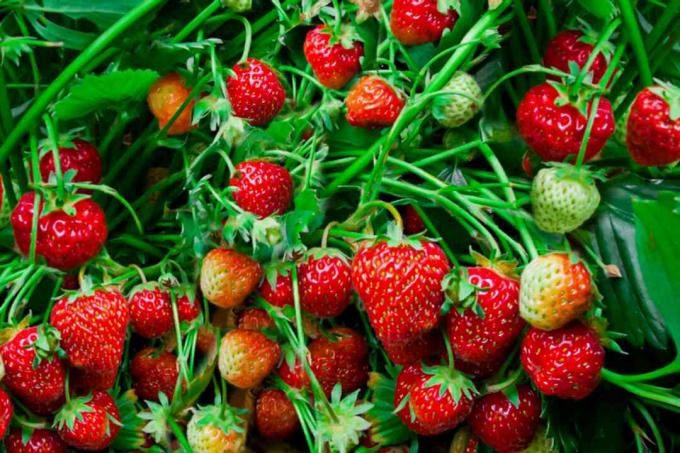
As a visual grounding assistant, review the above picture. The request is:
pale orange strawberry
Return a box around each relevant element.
[218,328,281,389]
[200,248,262,309]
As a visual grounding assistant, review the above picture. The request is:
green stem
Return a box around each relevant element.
[43,114,65,204]
[172,0,222,43]
[537,0,557,38]
[616,0,654,86]
[167,417,192,452]
[575,96,601,169]
[602,360,680,383]
[512,0,541,63]
[645,0,680,50]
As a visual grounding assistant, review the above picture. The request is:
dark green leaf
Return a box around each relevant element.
[577,0,616,19]
[36,0,145,28]
[25,12,96,50]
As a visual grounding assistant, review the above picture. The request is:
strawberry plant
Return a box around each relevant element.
[0,0,678,452]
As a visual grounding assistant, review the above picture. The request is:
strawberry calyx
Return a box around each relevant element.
[422,364,477,403]
[0,315,31,346]
[323,22,363,50]
[261,261,293,290]
[315,385,372,453]
[548,80,600,117]
[649,80,680,121]
[303,246,350,265]
[470,250,519,279]
[191,403,247,436]
[576,21,616,59]
[543,162,604,186]
[139,392,173,444]
[53,394,96,432]
[436,0,461,16]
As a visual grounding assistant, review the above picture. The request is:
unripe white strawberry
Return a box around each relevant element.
[187,405,246,453]
[433,72,482,128]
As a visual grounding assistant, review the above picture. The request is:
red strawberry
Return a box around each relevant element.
[0,388,12,439]
[0,326,66,414]
[259,267,294,307]
[129,284,199,338]
[39,139,102,185]
[255,389,299,439]
[516,82,614,162]
[394,362,475,436]
[346,76,405,128]
[454,354,503,380]
[352,239,450,344]
[200,247,262,309]
[303,25,364,89]
[218,328,281,389]
[277,357,310,389]
[299,249,352,318]
[626,84,680,166]
[131,347,181,403]
[543,30,611,84]
[54,390,120,451]
[196,326,217,355]
[147,72,195,135]
[227,58,285,126]
[308,327,369,396]
[238,307,275,331]
[468,386,541,453]
[521,322,604,400]
[389,0,458,46]
[445,266,524,365]
[71,367,118,392]
[11,193,107,271]
[229,160,293,218]
[50,287,129,371]
[404,205,425,234]
[381,330,443,366]
[5,428,67,453]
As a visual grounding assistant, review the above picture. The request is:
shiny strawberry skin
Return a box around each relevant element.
[516,83,614,162]
[543,30,610,84]
[259,271,294,307]
[352,239,450,344]
[445,267,524,364]
[394,363,474,436]
[39,139,102,185]
[304,25,364,89]
[147,72,194,135]
[131,347,180,403]
[468,386,541,453]
[238,307,275,331]
[277,358,310,389]
[229,161,293,218]
[200,248,262,309]
[56,391,120,450]
[404,205,425,234]
[227,58,285,126]
[346,76,405,128]
[50,288,129,371]
[255,389,300,439]
[218,328,281,389]
[129,287,198,338]
[299,252,352,318]
[11,193,107,271]
[71,367,118,392]
[0,327,66,412]
[453,353,503,380]
[626,87,680,166]
[381,330,443,366]
[0,388,12,439]
[521,322,604,400]
[308,327,369,396]
[5,428,67,453]
[390,0,457,46]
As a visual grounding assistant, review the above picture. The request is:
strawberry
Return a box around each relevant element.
[445,266,524,365]
[39,139,102,185]
[308,327,369,396]
[543,30,610,84]
[345,76,405,129]
[0,326,66,414]
[196,326,218,355]
[147,72,195,135]
[304,25,364,89]
[54,390,121,450]
[516,83,614,163]
[187,405,246,453]
[403,205,425,234]
[277,357,310,389]
[454,354,503,380]
[238,307,275,331]
[5,428,67,453]
[626,84,680,166]
[389,0,458,46]
[299,249,352,318]
[381,330,443,366]
[433,72,482,128]
[519,253,593,331]
[229,160,293,218]
[227,58,285,126]
[71,367,118,392]
[450,427,480,453]
[0,175,10,228]
[394,362,476,436]
[0,388,12,439]
[131,347,181,403]
[50,287,129,371]
[258,266,294,307]
[468,386,541,453]
[351,239,450,344]
[218,328,281,389]
[200,248,262,309]
[129,284,199,338]
[521,322,604,399]
[11,193,107,271]
[530,165,600,234]
[255,388,299,439]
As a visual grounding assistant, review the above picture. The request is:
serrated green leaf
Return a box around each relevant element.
[54,70,159,120]
[25,11,96,50]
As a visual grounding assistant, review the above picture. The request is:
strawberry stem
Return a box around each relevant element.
[617,0,654,87]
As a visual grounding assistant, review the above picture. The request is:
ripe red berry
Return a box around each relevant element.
[346,76,405,129]
[521,322,604,400]
[229,160,293,218]
[238,307,275,331]
[259,268,294,307]
[403,205,425,234]
[299,250,352,318]
[5,428,67,453]
[55,391,121,451]
[0,388,13,439]
[131,347,181,403]
[304,25,364,89]
[308,327,369,396]
[381,330,443,366]
[71,367,118,392]
[11,193,107,271]
[39,139,102,185]
[129,285,199,339]
[227,58,285,126]
[147,72,195,135]
[255,389,300,440]
[468,386,541,453]
[390,0,458,46]
[543,30,611,84]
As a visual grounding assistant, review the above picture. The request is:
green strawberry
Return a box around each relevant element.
[221,0,251,12]
[530,165,600,234]
[433,72,482,128]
